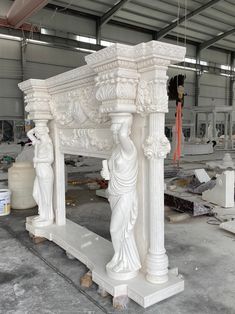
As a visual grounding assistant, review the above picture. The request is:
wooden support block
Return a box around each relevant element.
[80,271,93,288]
[166,213,190,223]
[97,286,109,297]
[29,232,47,244]
[66,251,75,260]
[113,295,129,310]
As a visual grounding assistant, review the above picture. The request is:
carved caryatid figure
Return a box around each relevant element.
[27,123,54,227]
[101,114,141,280]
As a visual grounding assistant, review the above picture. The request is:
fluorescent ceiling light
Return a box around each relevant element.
[170,64,197,71]
[0,34,21,41]
[76,47,95,53]
[200,60,208,66]
[184,57,196,64]
[221,64,230,71]
[27,39,49,45]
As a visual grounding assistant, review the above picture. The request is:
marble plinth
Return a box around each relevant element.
[183,143,213,155]
[165,191,212,216]
[26,217,184,308]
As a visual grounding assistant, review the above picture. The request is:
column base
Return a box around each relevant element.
[146,252,169,284]
[146,273,168,284]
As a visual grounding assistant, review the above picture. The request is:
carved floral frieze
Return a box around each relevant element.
[59,128,113,152]
[50,85,110,128]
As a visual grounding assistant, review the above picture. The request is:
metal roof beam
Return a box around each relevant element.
[43,3,233,55]
[7,0,49,28]
[100,0,131,26]
[199,27,235,50]
[156,0,223,40]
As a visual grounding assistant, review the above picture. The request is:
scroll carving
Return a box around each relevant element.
[136,79,169,115]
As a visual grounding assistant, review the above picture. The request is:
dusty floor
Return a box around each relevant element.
[1,188,235,313]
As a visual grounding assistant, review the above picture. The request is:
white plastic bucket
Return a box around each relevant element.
[0,189,11,216]
[8,162,36,209]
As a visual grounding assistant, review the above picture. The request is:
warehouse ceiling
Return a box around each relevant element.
[47,0,235,51]
[0,0,234,53]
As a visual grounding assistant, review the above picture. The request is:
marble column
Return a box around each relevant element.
[190,111,196,141]
[225,113,228,149]
[205,113,209,138]
[134,47,183,283]
[229,113,233,148]
[144,110,170,283]
[213,111,217,138]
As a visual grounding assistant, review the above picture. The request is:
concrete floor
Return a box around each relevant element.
[1,188,235,313]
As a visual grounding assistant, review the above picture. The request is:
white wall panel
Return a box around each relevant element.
[0,98,23,118]
[102,24,152,44]
[0,38,21,60]
[26,43,87,67]
[25,62,73,80]
[201,49,229,65]
[0,79,22,98]
[0,59,22,79]
[28,9,96,37]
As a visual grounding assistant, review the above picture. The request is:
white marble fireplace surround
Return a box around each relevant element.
[19,41,186,308]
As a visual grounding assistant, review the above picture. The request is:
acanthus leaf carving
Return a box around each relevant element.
[136,78,169,115]
[95,74,138,103]
[143,135,171,159]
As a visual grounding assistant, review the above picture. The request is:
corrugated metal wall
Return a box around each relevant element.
[0,38,88,120]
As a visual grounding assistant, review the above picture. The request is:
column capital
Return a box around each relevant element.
[18,79,52,121]
[86,44,138,114]
[135,41,186,115]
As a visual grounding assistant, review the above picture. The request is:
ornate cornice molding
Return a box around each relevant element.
[85,44,134,68]
[134,41,186,64]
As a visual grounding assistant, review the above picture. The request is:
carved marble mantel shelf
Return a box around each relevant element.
[19,41,186,308]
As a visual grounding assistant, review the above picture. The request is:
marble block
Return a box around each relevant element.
[202,171,234,208]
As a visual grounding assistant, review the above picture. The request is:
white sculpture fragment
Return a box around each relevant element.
[101,114,141,280]
[202,171,234,208]
[27,121,54,226]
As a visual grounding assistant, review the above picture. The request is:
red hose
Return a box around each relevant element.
[173,102,182,162]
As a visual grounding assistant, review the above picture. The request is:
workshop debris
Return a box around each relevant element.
[187,176,216,194]
[194,169,211,183]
